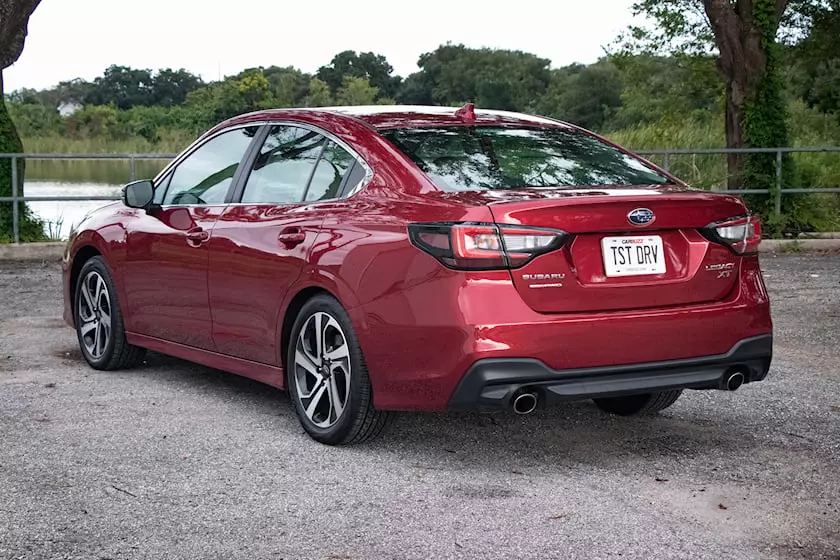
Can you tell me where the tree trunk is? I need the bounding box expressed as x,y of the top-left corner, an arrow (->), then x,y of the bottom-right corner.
0,70 -> 42,241
0,0 -> 41,70
724,75 -> 746,189
704,0 -> 789,189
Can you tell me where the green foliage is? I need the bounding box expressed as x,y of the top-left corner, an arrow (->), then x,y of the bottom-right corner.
305,78 -> 332,107
741,0 -> 806,233
607,54 -> 723,129
537,61 -> 623,130
335,76 -> 394,106
792,0 -> 840,114
84,65 -> 204,110
6,36 -> 840,236
316,51 -> 401,100
409,44 -> 551,111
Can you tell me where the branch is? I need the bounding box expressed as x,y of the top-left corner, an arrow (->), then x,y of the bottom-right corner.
703,0 -> 742,67
775,0 -> 790,21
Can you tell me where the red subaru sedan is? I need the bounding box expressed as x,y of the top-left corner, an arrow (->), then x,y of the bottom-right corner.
62,104 -> 773,444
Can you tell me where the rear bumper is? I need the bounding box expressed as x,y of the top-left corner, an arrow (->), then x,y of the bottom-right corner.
447,334 -> 772,411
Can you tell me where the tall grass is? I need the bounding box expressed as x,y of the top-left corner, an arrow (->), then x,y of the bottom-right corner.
21,130 -> 194,155
605,103 -> 840,193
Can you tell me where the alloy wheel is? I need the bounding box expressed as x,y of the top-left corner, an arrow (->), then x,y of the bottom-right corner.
77,270 -> 112,360
293,311 -> 352,428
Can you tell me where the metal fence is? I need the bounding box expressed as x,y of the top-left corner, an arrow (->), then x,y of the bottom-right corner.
2,147 -> 840,243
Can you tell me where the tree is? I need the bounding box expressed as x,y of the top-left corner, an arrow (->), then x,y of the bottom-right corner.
335,77 -> 395,106
86,65 -> 155,109
150,68 -> 203,107
0,0 -> 44,241
607,54 -> 723,129
316,51 -> 401,100
537,61 -> 624,131
404,44 -> 551,112
263,66 -> 311,107
305,78 -> 332,107
794,0 -> 840,115
619,0 -> 801,190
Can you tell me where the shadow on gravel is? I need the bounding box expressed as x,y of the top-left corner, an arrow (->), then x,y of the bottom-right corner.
51,345 -> 759,473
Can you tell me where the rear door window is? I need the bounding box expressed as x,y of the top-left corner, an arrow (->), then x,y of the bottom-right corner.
240,125 -> 326,204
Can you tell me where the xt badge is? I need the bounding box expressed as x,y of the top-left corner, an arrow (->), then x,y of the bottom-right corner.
705,262 -> 735,278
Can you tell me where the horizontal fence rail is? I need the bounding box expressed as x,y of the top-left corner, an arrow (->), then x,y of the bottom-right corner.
2,149 -> 840,243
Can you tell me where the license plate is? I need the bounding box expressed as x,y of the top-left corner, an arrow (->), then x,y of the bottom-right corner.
601,235 -> 666,277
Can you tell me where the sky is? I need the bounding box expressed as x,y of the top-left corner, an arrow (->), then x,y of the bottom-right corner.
4,0 -> 640,92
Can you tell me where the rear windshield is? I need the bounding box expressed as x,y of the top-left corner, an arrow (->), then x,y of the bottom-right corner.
380,126 -> 670,191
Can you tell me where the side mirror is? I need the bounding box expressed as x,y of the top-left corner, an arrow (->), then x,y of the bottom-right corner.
122,180 -> 155,209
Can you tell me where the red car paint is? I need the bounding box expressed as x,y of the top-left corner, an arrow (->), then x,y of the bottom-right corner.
62,105 -> 772,411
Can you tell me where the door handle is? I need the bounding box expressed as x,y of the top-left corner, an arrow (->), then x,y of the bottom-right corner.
186,228 -> 210,247
278,227 -> 306,246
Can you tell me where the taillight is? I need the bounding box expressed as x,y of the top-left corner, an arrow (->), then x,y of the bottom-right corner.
703,215 -> 761,255
408,222 -> 567,270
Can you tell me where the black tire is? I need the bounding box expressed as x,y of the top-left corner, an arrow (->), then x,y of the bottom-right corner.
74,256 -> 146,370
286,294 -> 392,445
593,390 -> 683,416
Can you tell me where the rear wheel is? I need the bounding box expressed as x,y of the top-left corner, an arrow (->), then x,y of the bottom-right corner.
286,294 -> 392,445
74,256 -> 146,370
593,390 -> 682,416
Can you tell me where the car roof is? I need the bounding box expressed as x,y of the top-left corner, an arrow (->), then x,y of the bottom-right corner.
220,105 -> 576,132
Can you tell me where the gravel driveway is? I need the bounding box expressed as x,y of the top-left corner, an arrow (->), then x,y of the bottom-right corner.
1,255 -> 838,560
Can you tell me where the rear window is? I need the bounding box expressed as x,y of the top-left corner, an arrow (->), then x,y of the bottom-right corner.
380,126 -> 670,191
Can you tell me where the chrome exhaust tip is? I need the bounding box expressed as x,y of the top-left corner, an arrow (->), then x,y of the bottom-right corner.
512,392 -> 538,415
725,371 -> 745,391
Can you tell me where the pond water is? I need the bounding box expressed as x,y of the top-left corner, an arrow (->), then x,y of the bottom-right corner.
19,158 -> 170,240
26,181 -> 123,240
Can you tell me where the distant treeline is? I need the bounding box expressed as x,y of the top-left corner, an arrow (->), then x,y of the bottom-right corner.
7,44 -> 840,147
6,43 -> 840,234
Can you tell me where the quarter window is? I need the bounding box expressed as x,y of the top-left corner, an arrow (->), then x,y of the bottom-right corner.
241,125 -> 326,204
304,140 -> 357,202
163,126 -> 258,205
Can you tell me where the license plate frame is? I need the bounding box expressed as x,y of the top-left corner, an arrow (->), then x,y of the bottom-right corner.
601,235 -> 666,277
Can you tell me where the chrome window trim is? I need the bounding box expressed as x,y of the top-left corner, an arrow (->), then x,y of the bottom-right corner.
152,118 -> 373,209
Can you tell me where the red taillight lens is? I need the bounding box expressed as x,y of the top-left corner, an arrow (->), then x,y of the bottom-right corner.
705,215 -> 761,254
408,223 -> 567,270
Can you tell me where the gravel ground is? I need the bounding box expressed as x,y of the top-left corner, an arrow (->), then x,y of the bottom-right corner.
0,255 -> 838,560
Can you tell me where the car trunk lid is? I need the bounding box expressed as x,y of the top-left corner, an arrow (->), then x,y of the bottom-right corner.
483,187 -> 747,314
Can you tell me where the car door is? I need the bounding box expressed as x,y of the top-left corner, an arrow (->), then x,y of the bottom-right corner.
122,124 -> 261,350
207,123 -> 362,365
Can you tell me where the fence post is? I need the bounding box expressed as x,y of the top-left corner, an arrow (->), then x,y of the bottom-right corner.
774,150 -> 783,216
11,156 -> 19,244
663,151 -> 671,172
129,155 -> 136,182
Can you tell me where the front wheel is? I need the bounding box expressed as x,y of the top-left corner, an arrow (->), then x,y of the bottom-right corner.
593,390 -> 683,416
74,256 -> 146,370
286,294 -> 392,445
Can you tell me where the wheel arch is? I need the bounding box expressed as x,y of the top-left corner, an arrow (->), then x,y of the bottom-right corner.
279,286 -> 337,377
69,245 -> 103,303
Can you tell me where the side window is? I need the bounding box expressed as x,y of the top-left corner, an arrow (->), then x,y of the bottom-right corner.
241,125 -> 326,204
162,126 -> 258,205
304,140 -> 357,202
